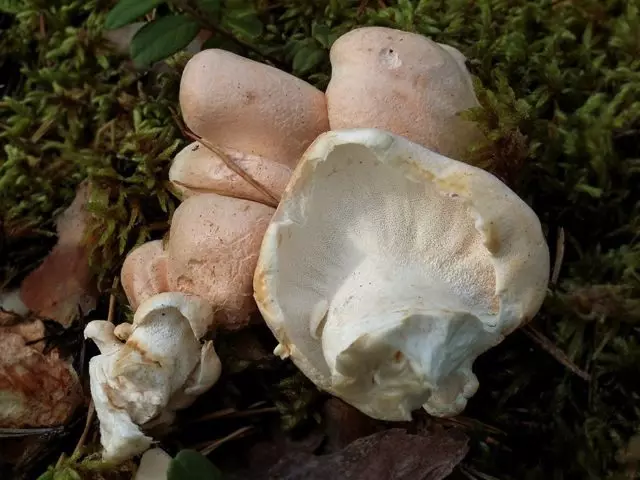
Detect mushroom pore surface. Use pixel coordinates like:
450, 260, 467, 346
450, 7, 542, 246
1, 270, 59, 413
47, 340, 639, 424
254, 128, 550, 421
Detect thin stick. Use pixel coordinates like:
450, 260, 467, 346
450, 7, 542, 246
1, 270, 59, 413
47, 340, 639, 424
185, 130, 279, 208
178, 406, 278, 428
460, 465, 501, 480
523, 325, 590, 381
551, 227, 565, 285
170, 111, 279, 208
198, 426, 255, 456
441, 416, 506, 436
72, 402, 95, 458
73, 291, 117, 457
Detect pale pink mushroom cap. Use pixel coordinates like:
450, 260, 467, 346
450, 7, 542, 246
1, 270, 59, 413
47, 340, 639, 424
179, 49, 330, 169
325, 27, 484, 161
121, 240, 170, 311
166, 193, 275, 330
169, 142, 292, 205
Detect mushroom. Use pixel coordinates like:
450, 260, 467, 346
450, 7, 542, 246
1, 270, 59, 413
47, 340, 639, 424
165, 193, 275, 329
253, 128, 550, 421
85, 292, 222, 462
120, 48, 330, 329
134, 448, 173, 480
121, 240, 169, 311
179, 49, 329, 167
325, 27, 484, 161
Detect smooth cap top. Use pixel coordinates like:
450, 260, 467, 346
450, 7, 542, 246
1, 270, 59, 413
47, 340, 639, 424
326, 27, 484, 161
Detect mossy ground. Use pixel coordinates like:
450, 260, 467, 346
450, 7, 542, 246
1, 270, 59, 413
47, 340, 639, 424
1, 0, 639, 479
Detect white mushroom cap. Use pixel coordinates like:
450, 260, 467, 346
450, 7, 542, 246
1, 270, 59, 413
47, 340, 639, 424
254, 128, 550, 421
134, 448, 173, 480
85, 292, 222, 462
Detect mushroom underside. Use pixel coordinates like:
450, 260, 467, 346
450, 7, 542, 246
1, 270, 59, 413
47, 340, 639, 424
259, 140, 510, 420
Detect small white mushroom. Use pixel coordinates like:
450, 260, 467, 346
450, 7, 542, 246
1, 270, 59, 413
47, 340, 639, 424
85, 292, 222, 462
254, 128, 550, 421
134, 448, 173, 480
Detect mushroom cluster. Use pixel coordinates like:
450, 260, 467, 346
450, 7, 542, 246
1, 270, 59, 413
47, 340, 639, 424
87, 49, 329, 461
87, 25, 550, 462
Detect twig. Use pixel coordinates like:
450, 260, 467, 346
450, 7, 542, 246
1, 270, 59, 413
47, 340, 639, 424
72, 402, 95, 458
39, 14, 46, 37
170, 110, 279, 208
107, 290, 117, 324
440, 416, 506, 436
460, 464, 502, 480
551, 227, 565, 285
198, 426, 255, 456
72, 291, 117, 458
178, 406, 278, 428
0, 427, 62, 438
523, 325, 591, 381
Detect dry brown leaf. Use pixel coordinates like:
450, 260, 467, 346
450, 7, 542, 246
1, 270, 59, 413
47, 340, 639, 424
20, 182, 97, 327
0, 329, 83, 428
229, 427, 469, 480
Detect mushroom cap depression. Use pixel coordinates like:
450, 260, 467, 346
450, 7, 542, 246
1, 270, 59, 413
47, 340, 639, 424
254, 128, 550, 421
325, 27, 484, 160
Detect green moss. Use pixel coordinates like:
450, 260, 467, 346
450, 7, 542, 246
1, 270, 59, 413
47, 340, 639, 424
1, 0, 639, 478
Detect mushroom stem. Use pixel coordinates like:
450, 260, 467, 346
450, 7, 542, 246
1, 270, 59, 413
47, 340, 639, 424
319, 266, 499, 421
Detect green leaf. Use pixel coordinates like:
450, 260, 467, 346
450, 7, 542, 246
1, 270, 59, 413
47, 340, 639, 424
167, 450, 223, 480
312, 24, 333, 48
224, 10, 263, 39
293, 45, 326, 75
104, 0, 166, 30
196, 0, 221, 17
130, 15, 200, 69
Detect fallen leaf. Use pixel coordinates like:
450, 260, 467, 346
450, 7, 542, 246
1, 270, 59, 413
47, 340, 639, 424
229, 427, 469, 480
20, 182, 97, 327
0, 329, 83, 428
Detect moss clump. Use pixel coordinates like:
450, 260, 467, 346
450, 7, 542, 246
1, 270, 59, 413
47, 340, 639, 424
0, 0, 185, 290
1, 0, 639, 478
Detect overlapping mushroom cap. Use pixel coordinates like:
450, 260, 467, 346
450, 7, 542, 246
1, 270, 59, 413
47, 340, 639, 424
326, 26, 483, 160
121, 49, 329, 330
254, 128, 550, 421
85, 292, 221, 462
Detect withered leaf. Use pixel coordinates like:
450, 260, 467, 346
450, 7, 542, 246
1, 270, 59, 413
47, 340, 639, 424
20, 182, 97, 327
0, 331, 83, 428
231, 427, 469, 480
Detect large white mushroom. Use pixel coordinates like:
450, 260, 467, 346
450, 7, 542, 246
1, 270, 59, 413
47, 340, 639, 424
85, 292, 222, 462
254, 128, 550, 421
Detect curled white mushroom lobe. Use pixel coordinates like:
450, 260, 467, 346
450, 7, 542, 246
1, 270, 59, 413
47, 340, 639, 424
85, 292, 222, 462
254, 128, 550, 421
